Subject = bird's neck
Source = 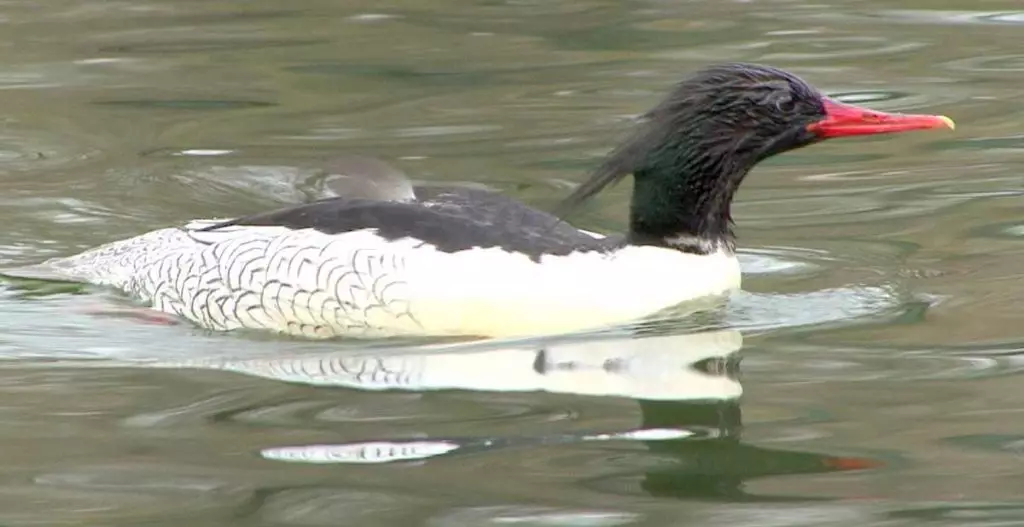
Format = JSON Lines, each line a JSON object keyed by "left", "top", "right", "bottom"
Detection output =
{"left": 625, "top": 151, "right": 748, "bottom": 255}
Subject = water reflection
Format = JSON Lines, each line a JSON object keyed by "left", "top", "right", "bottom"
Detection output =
{"left": 165, "top": 330, "right": 742, "bottom": 398}
{"left": 152, "top": 329, "right": 879, "bottom": 501}
{"left": 583, "top": 400, "right": 878, "bottom": 503}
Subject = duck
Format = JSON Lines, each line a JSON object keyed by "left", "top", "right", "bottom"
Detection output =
{"left": 1, "top": 63, "right": 954, "bottom": 340}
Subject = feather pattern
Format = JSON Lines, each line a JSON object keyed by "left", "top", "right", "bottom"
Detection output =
{"left": 2, "top": 189, "right": 739, "bottom": 339}
{"left": 127, "top": 226, "right": 421, "bottom": 338}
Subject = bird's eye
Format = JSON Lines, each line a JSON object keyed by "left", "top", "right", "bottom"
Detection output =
{"left": 774, "top": 96, "right": 797, "bottom": 113}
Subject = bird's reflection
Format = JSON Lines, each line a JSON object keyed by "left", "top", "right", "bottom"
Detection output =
{"left": 168, "top": 328, "right": 878, "bottom": 501}
{"left": 593, "top": 396, "right": 878, "bottom": 502}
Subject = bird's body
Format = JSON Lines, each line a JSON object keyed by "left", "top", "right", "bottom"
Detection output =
{"left": 11, "top": 186, "right": 739, "bottom": 338}
{"left": 2, "top": 63, "right": 953, "bottom": 340}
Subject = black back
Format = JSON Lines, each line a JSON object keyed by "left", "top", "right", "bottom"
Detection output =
{"left": 198, "top": 186, "right": 619, "bottom": 261}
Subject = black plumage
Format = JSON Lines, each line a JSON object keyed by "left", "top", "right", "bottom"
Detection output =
{"left": 199, "top": 187, "right": 618, "bottom": 261}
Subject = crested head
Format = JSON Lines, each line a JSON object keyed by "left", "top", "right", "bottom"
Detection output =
{"left": 557, "top": 62, "right": 954, "bottom": 254}
{"left": 638, "top": 62, "right": 828, "bottom": 164}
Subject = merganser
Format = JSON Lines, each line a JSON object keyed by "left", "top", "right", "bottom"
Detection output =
{"left": 2, "top": 63, "right": 954, "bottom": 340}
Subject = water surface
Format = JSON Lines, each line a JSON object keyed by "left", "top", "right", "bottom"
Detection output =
{"left": 1, "top": 0, "right": 1024, "bottom": 525}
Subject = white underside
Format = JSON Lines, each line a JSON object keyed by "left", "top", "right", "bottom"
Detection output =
{"left": 6, "top": 221, "right": 741, "bottom": 339}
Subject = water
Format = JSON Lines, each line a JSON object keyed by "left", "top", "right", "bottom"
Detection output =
{"left": 0, "top": 0, "right": 1023, "bottom": 524}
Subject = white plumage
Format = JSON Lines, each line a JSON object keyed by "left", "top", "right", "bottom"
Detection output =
{"left": 7, "top": 220, "right": 740, "bottom": 339}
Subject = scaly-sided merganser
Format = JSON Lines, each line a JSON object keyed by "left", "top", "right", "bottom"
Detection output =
{"left": 1, "top": 63, "right": 954, "bottom": 339}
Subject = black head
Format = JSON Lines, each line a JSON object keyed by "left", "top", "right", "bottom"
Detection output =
{"left": 636, "top": 63, "right": 828, "bottom": 167}
{"left": 557, "top": 62, "right": 954, "bottom": 254}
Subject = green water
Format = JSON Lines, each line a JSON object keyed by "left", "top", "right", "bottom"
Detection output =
{"left": 1, "top": 0, "right": 1024, "bottom": 524}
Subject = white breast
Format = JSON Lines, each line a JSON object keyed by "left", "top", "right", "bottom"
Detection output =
{"left": 405, "top": 243, "right": 741, "bottom": 337}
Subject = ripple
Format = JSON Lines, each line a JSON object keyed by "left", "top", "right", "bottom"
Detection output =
{"left": 756, "top": 7, "right": 1024, "bottom": 29}
{"left": 0, "top": 486, "right": 219, "bottom": 524}
{"left": 0, "top": 196, "right": 117, "bottom": 237}
{"left": 139, "top": 147, "right": 238, "bottom": 158}
{"left": 827, "top": 88, "right": 968, "bottom": 112}
{"left": 348, "top": 13, "right": 400, "bottom": 23}
{"left": 739, "top": 246, "right": 828, "bottom": 276}
{"left": 873, "top": 10, "right": 1024, "bottom": 26}
{"left": 0, "top": 127, "right": 102, "bottom": 173}
{"left": 120, "top": 388, "right": 275, "bottom": 428}
{"left": 736, "top": 191, "right": 905, "bottom": 226}
{"left": 757, "top": 36, "right": 927, "bottom": 62}
{"left": 426, "top": 506, "right": 640, "bottom": 527}
{"left": 887, "top": 503, "right": 1024, "bottom": 525}
{"left": 736, "top": 168, "right": 1002, "bottom": 229}
{"left": 163, "top": 164, "right": 320, "bottom": 208}
{"left": 701, "top": 503, "right": 878, "bottom": 526}
{"left": 724, "top": 285, "right": 913, "bottom": 332}
{"left": 16, "top": 463, "right": 239, "bottom": 522}
{"left": 656, "top": 35, "right": 926, "bottom": 63}
{"left": 98, "top": 38, "right": 326, "bottom": 54}
{"left": 746, "top": 339, "right": 1024, "bottom": 382}
{"left": 254, "top": 487, "right": 429, "bottom": 526}
{"left": 945, "top": 54, "right": 1024, "bottom": 73}
{"left": 273, "top": 78, "right": 621, "bottom": 152}
{"left": 0, "top": 288, "right": 382, "bottom": 361}
{"left": 393, "top": 124, "right": 503, "bottom": 138}
{"left": 0, "top": 62, "right": 111, "bottom": 90}
{"left": 212, "top": 393, "right": 564, "bottom": 430}
{"left": 552, "top": 19, "right": 734, "bottom": 52}
{"left": 34, "top": 464, "right": 232, "bottom": 493}
{"left": 832, "top": 90, "right": 910, "bottom": 105}
{"left": 175, "top": 148, "right": 235, "bottom": 156}
{"left": 943, "top": 434, "right": 1024, "bottom": 455}
{"left": 747, "top": 350, "right": 999, "bottom": 382}
{"left": 93, "top": 99, "right": 276, "bottom": 110}
{"left": 394, "top": 2, "right": 618, "bottom": 36}
{"left": 943, "top": 135, "right": 1024, "bottom": 152}
{"left": 981, "top": 220, "right": 1024, "bottom": 242}
{"left": 286, "top": 63, "right": 497, "bottom": 86}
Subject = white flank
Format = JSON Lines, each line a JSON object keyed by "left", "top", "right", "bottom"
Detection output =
{"left": 407, "top": 243, "right": 739, "bottom": 337}
{"left": 6, "top": 222, "right": 741, "bottom": 339}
